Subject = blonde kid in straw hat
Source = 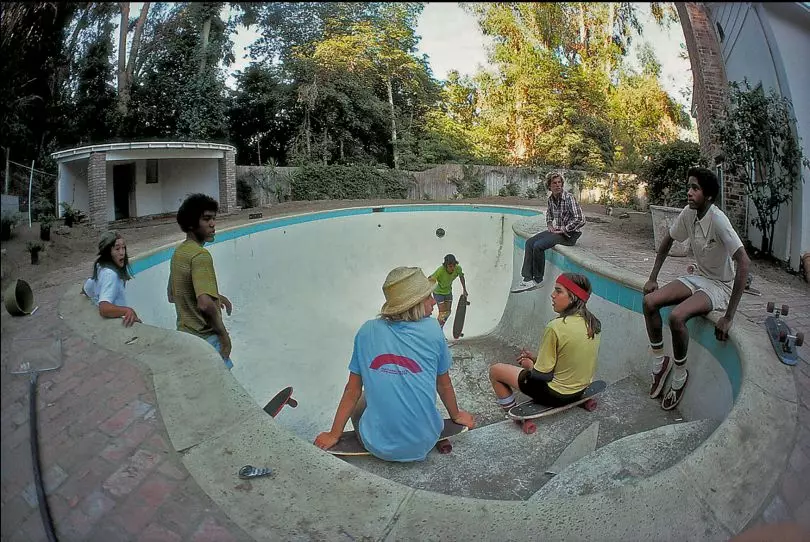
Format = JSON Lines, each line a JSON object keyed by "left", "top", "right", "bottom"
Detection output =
{"left": 315, "top": 267, "right": 476, "bottom": 461}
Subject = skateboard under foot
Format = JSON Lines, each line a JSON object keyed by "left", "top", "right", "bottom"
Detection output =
{"left": 326, "top": 418, "right": 468, "bottom": 456}
{"left": 507, "top": 381, "right": 607, "bottom": 435}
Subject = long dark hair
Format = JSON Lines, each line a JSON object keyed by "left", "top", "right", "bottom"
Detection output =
{"left": 557, "top": 273, "right": 601, "bottom": 339}
{"left": 92, "top": 233, "right": 132, "bottom": 282}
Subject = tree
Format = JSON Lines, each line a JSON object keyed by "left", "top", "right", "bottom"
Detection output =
{"left": 713, "top": 79, "right": 810, "bottom": 257}
{"left": 638, "top": 140, "right": 704, "bottom": 207}
{"left": 308, "top": 4, "right": 428, "bottom": 169}
{"left": 116, "top": 1, "right": 150, "bottom": 119}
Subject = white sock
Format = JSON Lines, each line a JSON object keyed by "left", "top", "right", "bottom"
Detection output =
{"left": 650, "top": 342, "right": 665, "bottom": 372}
{"left": 671, "top": 358, "right": 687, "bottom": 389}
{"left": 497, "top": 393, "right": 516, "bottom": 409}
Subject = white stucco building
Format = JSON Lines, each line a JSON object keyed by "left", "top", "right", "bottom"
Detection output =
{"left": 52, "top": 141, "right": 237, "bottom": 228}
{"left": 706, "top": 2, "right": 810, "bottom": 269}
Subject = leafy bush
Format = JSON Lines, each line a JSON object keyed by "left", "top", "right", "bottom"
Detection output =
{"left": 638, "top": 140, "right": 705, "bottom": 207}
{"left": 499, "top": 181, "right": 520, "bottom": 197}
{"left": 526, "top": 187, "right": 537, "bottom": 199}
{"left": 1, "top": 211, "right": 21, "bottom": 240}
{"left": 60, "top": 202, "right": 85, "bottom": 226}
{"left": 713, "top": 79, "right": 810, "bottom": 256}
{"left": 236, "top": 178, "right": 256, "bottom": 208}
{"left": 289, "top": 165, "right": 413, "bottom": 201}
{"left": 452, "top": 165, "right": 486, "bottom": 198}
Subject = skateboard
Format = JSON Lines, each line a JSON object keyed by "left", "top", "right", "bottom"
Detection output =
{"left": 452, "top": 294, "right": 470, "bottom": 339}
{"left": 765, "top": 303, "right": 804, "bottom": 366}
{"left": 507, "top": 380, "right": 607, "bottom": 435}
{"left": 326, "top": 418, "right": 468, "bottom": 457}
{"left": 263, "top": 386, "right": 298, "bottom": 417}
{"left": 510, "top": 281, "right": 543, "bottom": 294}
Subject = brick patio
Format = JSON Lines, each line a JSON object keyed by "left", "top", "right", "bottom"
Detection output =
{"left": 1, "top": 202, "right": 808, "bottom": 540}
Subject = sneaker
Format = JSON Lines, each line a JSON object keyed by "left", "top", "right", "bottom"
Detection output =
{"left": 661, "top": 370, "right": 689, "bottom": 410}
{"left": 511, "top": 279, "right": 540, "bottom": 293}
{"left": 649, "top": 355, "right": 672, "bottom": 399}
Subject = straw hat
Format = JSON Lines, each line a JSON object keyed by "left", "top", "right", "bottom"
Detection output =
{"left": 380, "top": 267, "right": 436, "bottom": 316}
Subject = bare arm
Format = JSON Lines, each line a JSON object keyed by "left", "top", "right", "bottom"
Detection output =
{"left": 715, "top": 247, "right": 750, "bottom": 341}
{"left": 167, "top": 272, "right": 174, "bottom": 304}
{"left": 725, "top": 247, "right": 750, "bottom": 321}
{"left": 648, "top": 232, "right": 674, "bottom": 283}
{"left": 197, "top": 293, "right": 228, "bottom": 336}
{"left": 459, "top": 275, "right": 467, "bottom": 295}
{"left": 644, "top": 232, "right": 674, "bottom": 294}
{"left": 437, "top": 373, "right": 475, "bottom": 428}
{"left": 314, "top": 373, "right": 363, "bottom": 449}
{"left": 98, "top": 301, "right": 140, "bottom": 327}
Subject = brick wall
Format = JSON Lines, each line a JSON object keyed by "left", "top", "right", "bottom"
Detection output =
{"left": 87, "top": 152, "right": 108, "bottom": 228}
{"left": 218, "top": 150, "right": 236, "bottom": 213}
{"left": 676, "top": 2, "right": 747, "bottom": 236}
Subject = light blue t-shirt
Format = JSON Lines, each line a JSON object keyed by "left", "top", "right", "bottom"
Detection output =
{"left": 348, "top": 317, "right": 452, "bottom": 462}
{"left": 83, "top": 265, "right": 128, "bottom": 307}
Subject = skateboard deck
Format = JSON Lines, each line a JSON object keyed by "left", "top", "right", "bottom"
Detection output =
{"left": 452, "top": 294, "right": 470, "bottom": 339}
{"left": 765, "top": 303, "right": 803, "bottom": 366}
{"left": 507, "top": 380, "right": 607, "bottom": 434}
{"left": 326, "top": 418, "right": 468, "bottom": 457}
{"left": 263, "top": 386, "right": 298, "bottom": 418}
{"left": 511, "top": 281, "right": 543, "bottom": 294}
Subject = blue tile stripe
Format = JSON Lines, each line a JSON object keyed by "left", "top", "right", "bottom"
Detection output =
{"left": 514, "top": 236, "right": 742, "bottom": 398}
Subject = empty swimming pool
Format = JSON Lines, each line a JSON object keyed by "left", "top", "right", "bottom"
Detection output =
{"left": 61, "top": 203, "right": 795, "bottom": 539}
{"left": 123, "top": 204, "right": 739, "bottom": 500}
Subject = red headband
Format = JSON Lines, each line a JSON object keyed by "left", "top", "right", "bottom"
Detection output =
{"left": 556, "top": 275, "right": 590, "bottom": 302}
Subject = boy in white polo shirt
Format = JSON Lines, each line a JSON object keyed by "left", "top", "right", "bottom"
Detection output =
{"left": 642, "top": 167, "right": 750, "bottom": 410}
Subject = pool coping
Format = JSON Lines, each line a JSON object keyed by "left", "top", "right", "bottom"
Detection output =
{"left": 58, "top": 203, "right": 798, "bottom": 540}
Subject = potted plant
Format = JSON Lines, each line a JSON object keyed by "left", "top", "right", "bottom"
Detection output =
{"left": 60, "top": 201, "right": 79, "bottom": 228}
{"left": 638, "top": 140, "right": 706, "bottom": 257}
{"left": 39, "top": 214, "right": 55, "bottom": 241}
{"left": 26, "top": 241, "right": 43, "bottom": 265}
{"left": 1, "top": 211, "right": 21, "bottom": 241}
{"left": 712, "top": 79, "right": 810, "bottom": 259}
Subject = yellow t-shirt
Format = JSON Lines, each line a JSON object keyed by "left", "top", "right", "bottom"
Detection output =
{"left": 169, "top": 240, "right": 220, "bottom": 338}
{"left": 534, "top": 315, "right": 600, "bottom": 395}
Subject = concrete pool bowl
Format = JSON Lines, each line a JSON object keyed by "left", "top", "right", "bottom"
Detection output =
{"left": 58, "top": 204, "right": 797, "bottom": 540}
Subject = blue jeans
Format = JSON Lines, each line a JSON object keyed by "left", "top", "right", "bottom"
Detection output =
{"left": 522, "top": 231, "right": 581, "bottom": 282}
{"left": 205, "top": 334, "right": 234, "bottom": 370}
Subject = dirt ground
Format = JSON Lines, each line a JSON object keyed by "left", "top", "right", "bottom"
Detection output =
{"left": 1, "top": 198, "right": 806, "bottom": 297}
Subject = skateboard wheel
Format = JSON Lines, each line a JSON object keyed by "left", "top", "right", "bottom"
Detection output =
{"left": 522, "top": 422, "right": 537, "bottom": 435}
{"left": 782, "top": 304, "right": 789, "bottom": 316}
{"left": 796, "top": 332, "right": 804, "bottom": 347}
{"left": 779, "top": 330, "right": 788, "bottom": 343}
{"left": 437, "top": 439, "right": 452, "bottom": 454}
{"left": 287, "top": 398, "right": 298, "bottom": 408}
{"left": 581, "top": 398, "right": 598, "bottom": 412}
{"left": 766, "top": 302, "right": 775, "bottom": 313}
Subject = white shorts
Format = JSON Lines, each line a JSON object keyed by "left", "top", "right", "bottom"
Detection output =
{"left": 676, "top": 275, "right": 733, "bottom": 311}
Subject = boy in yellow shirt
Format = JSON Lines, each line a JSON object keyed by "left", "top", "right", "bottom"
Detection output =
{"left": 428, "top": 254, "right": 468, "bottom": 329}
{"left": 488, "top": 273, "right": 601, "bottom": 410}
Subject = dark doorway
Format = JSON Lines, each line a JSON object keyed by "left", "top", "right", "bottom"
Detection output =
{"left": 113, "top": 163, "right": 135, "bottom": 220}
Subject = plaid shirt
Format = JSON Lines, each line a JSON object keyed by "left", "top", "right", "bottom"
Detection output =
{"left": 546, "top": 191, "right": 585, "bottom": 234}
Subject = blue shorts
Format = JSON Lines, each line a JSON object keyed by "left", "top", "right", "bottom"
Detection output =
{"left": 433, "top": 293, "right": 453, "bottom": 305}
{"left": 205, "top": 334, "right": 234, "bottom": 370}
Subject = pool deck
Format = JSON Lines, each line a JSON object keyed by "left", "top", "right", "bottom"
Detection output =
{"left": 1, "top": 202, "right": 808, "bottom": 541}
